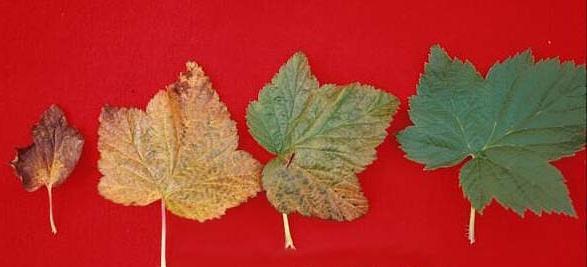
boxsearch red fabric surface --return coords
[0,1,585,266]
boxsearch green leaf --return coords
[460,147,575,215]
[247,52,399,221]
[247,53,318,154]
[398,45,586,216]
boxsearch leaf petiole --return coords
[161,201,167,267]
[283,154,297,249]
[47,185,57,235]
[468,206,475,244]
[282,213,295,249]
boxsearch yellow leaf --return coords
[98,62,262,221]
[98,61,262,266]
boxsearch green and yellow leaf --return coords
[247,52,399,221]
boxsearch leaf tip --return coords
[47,103,63,112]
[185,61,197,70]
[561,203,578,218]
[99,105,119,121]
[291,51,308,60]
[286,51,310,69]
[429,44,449,59]
[520,48,533,57]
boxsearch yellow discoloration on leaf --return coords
[247,53,398,221]
[97,62,262,222]
[247,52,398,249]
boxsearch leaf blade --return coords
[247,52,319,154]
[97,106,160,206]
[248,52,399,221]
[11,105,84,234]
[12,105,84,191]
[98,62,262,222]
[399,45,586,216]
[460,147,576,216]
[262,158,368,221]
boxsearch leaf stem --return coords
[47,185,57,235]
[282,213,295,249]
[282,154,296,250]
[285,153,295,168]
[468,206,475,244]
[161,201,167,267]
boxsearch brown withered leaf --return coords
[97,62,261,266]
[11,105,84,234]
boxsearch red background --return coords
[1,1,585,266]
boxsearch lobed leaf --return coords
[248,52,399,220]
[98,62,262,222]
[397,45,586,216]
